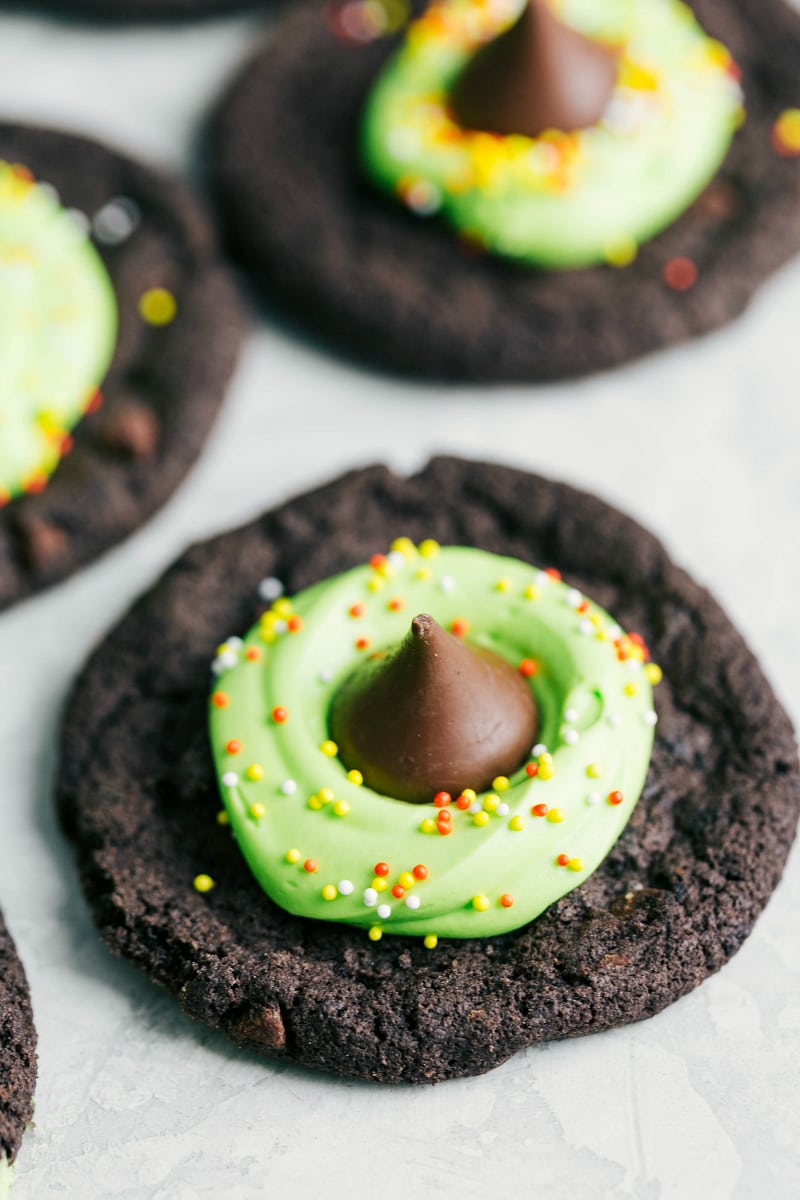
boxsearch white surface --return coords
[0,8,799,1199]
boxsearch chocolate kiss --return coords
[329,614,538,804]
[451,0,618,139]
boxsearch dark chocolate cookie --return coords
[0,123,247,612]
[0,912,36,1178]
[58,459,800,1084]
[210,0,800,381]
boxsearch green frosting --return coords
[360,0,743,268]
[0,161,117,502]
[209,545,658,941]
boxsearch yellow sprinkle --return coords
[272,598,293,617]
[318,788,335,804]
[216,642,230,656]
[333,800,350,817]
[260,627,278,645]
[415,568,431,581]
[248,802,265,820]
[260,610,279,628]
[421,818,436,834]
[483,793,499,813]
[495,577,512,593]
[624,682,639,697]
[372,877,388,892]
[605,237,638,268]
[546,808,564,824]
[460,788,477,803]
[285,848,301,864]
[398,872,415,889]
[538,752,553,765]
[538,762,555,781]
[567,858,584,872]
[390,537,417,559]
[245,764,264,782]
[473,811,490,828]
[587,763,603,779]
[320,740,338,757]
[322,884,338,901]
[308,794,323,811]
[509,816,525,832]
[523,584,540,600]
[216,810,229,826]
[776,109,800,152]
[347,769,364,786]
[367,577,384,593]
[418,539,440,558]
[645,663,663,685]
[139,286,177,326]
[368,926,383,942]
[492,776,510,793]
[472,894,490,912]
[193,874,214,894]
[424,934,438,950]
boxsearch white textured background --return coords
[0,6,799,1198]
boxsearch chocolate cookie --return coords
[0,912,36,1184]
[0,123,247,612]
[8,0,266,19]
[57,458,800,1084]
[210,0,800,381]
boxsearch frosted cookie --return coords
[58,459,800,1082]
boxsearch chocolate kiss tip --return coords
[451,0,618,140]
[329,614,539,804]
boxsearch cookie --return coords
[11,0,266,19]
[0,912,36,1192]
[210,0,800,381]
[57,458,800,1084]
[0,123,247,612]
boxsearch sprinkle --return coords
[245,646,262,661]
[419,539,440,558]
[391,885,405,899]
[496,802,510,817]
[492,776,510,793]
[473,811,490,828]
[773,109,800,157]
[363,888,378,906]
[439,575,456,593]
[338,879,354,896]
[556,854,570,867]
[258,576,284,602]
[564,730,579,746]
[285,848,301,864]
[221,771,239,787]
[386,551,406,568]
[367,577,384,593]
[525,763,539,778]
[483,793,499,813]
[538,762,555,781]
[193,874,214,893]
[377,903,392,919]
[518,659,538,678]
[434,791,452,808]
[390,537,416,559]
[349,602,366,618]
[564,707,578,723]
[287,616,303,634]
[450,617,469,637]
[531,803,548,817]
[272,599,293,617]
[307,794,323,811]
[347,769,364,785]
[248,803,265,820]
[318,669,333,684]
[579,619,594,636]
[280,779,297,796]
[645,663,663,685]
[211,691,229,709]
[565,588,582,607]
[586,791,601,806]
[472,894,490,912]
[586,762,603,779]
[624,682,639,697]
[469,800,482,814]
[388,597,405,612]
[272,706,288,723]
[421,818,436,833]
[374,862,390,877]
[225,739,241,755]
[369,553,387,571]
[547,809,564,824]
[413,864,428,881]
[333,800,350,817]
[216,811,229,826]
[500,894,514,908]
[304,859,318,873]
[92,197,140,245]
[608,790,624,806]
[544,568,562,582]
[508,816,525,832]
[139,286,177,326]
[456,789,476,810]
[322,884,338,901]
[532,743,548,758]
[320,740,338,757]
[372,878,387,892]
[368,926,383,942]
[398,872,415,888]
[355,637,371,651]
[607,714,622,728]
[245,764,264,782]
[643,710,658,727]
[406,894,421,910]
[424,934,438,950]
[523,583,540,600]
[663,256,698,292]
[567,858,584,872]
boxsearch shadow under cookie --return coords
[57,458,800,1084]
[209,0,800,382]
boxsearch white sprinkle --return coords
[643,710,658,727]
[363,888,378,907]
[564,729,579,746]
[565,588,582,608]
[564,707,579,723]
[626,658,643,673]
[36,182,59,205]
[213,649,237,673]
[532,743,548,758]
[318,669,333,684]
[439,575,456,593]
[280,779,297,796]
[221,772,239,788]
[273,619,288,635]
[338,879,355,896]
[607,624,623,641]
[406,180,442,217]
[405,894,421,910]
[387,126,420,161]
[586,791,601,806]
[606,713,622,729]
[377,904,391,920]
[67,208,91,235]
[258,576,284,602]
[386,550,406,568]
[579,619,594,635]
[210,659,226,676]
[92,196,140,245]
[227,636,244,651]
[496,803,510,817]
[469,801,482,814]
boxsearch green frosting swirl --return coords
[0,161,117,503]
[208,544,658,941]
[360,0,743,268]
